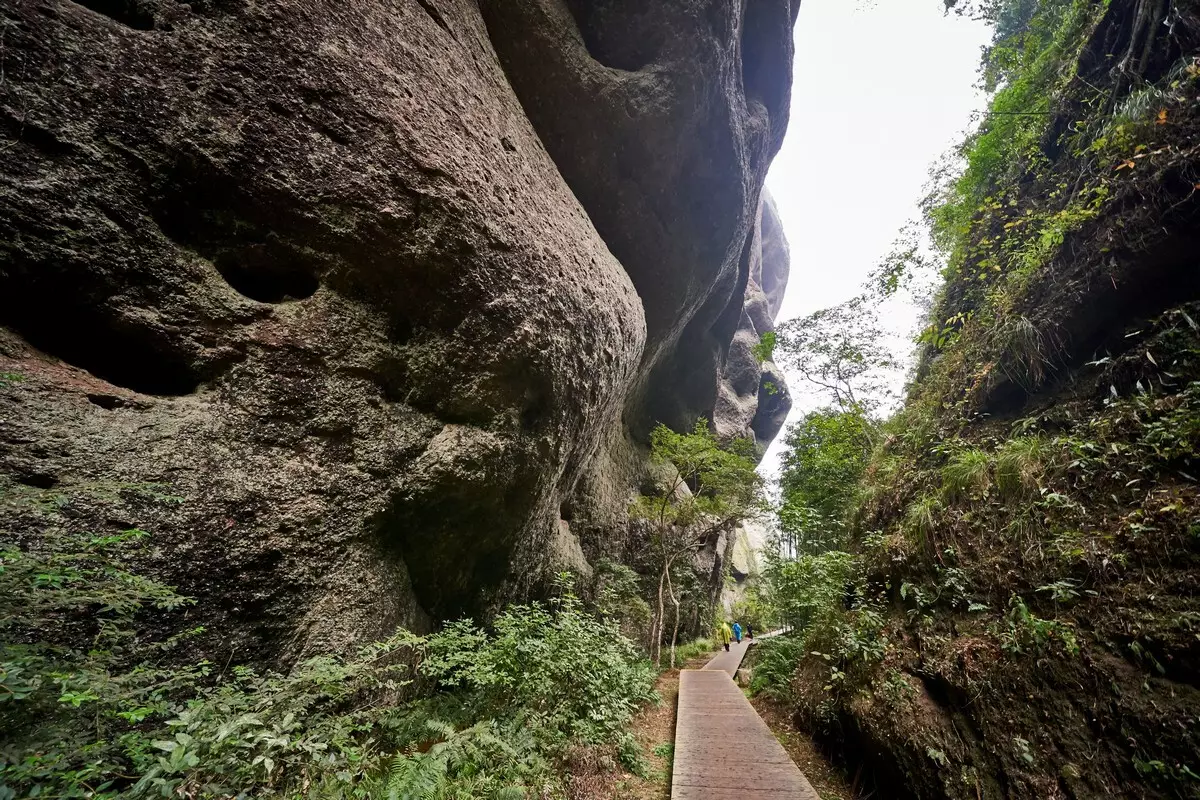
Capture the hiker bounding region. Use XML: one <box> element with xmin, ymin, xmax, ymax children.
<box><xmin>747</xmin><ymin>623</ymin><xmax>754</xmax><ymax>639</ymax></box>
<box><xmin>732</xmin><ymin>621</ymin><xmax>742</xmax><ymax>644</ymax></box>
<box><xmin>719</xmin><ymin>621</ymin><xmax>733</xmax><ymax>652</ymax></box>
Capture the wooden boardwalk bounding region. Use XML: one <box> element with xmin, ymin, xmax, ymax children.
<box><xmin>701</xmin><ymin>636</ymin><xmax>752</xmax><ymax>676</ymax></box>
<box><xmin>671</xmin><ymin>636</ymin><xmax>819</xmax><ymax>799</ymax></box>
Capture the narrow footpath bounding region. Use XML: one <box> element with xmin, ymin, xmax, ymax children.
<box><xmin>671</xmin><ymin>636</ymin><xmax>819</xmax><ymax>799</ymax></box>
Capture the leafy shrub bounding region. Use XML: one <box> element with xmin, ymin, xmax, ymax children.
<box><xmin>748</xmin><ymin>634</ymin><xmax>807</xmax><ymax>700</ymax></box>
<box><xmin>418</xmin><ymin>591</ymin><xmax>657</xmax><ymax>752</ymax></box>
<box><xmin>996</xmin><ymin>596</ymin><xmax>1079</xmax><ymax>656</ymax></box>
<box><xmin>763</xmin><ymin>550</ymin><xmax>855</xmax><ymax>639</ymax></box>
<box><xmin>592</xmin><ymin>559</ymin><xmax>652</xmax><ymax>645</ymax></box>
<box><xmin>0</xmin><ymin>533</ymin><xmax>658</xmax><ymax>799</ymax></box>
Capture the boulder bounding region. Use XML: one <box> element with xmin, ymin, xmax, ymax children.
<box><xmin>0</xmin><ymin>0</ymin><xmax>644</xmax><ymax>660</ymax></box>
<box><xmin>479</xmin><ymin>0</ymin><xmax>799</xmax><ymax>434</ymax></box>
<box><xmin>0</xmin><ymin>0</ymin><xmax>798</xmax><ymax>663</ymax></box>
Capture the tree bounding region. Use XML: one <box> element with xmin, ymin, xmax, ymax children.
<box><xmin>778</xmin><ymin>407</ymin><xmax>874</xmax><ymax>556</ymax></box>
<box><xmin>774</xmin><ymin>295</ymin><xmax>899</xmax><ymax>417</ymax></box>
<box><xmin>630</xmin><ymin>420</ymin><xmax>763</xmax><ymax>668</ymax></box>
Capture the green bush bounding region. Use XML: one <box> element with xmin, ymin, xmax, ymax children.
<box><xmin>0</xmin><ymin>534</ymin><xmax>658</xmax><ymax>799</ymax></box>
<box><xmin>748</xmin><ymin>635</ymin><xmax>807</xmax><ymax>700</ymax></box>
<box><xmin>418</xmin><ymin>591</ymin><xmax>657</xmax><ymax>751</ymax></box>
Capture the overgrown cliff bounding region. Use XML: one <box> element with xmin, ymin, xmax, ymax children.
<box><xmin>0</xmin><ymin>0</ymin><xmax>796</xmax><ymax>666</ymax></box>
<box><xmin>760</xmin><ymin>0</ymin><xmax>1200</xmax><ymax>797</ymax></box>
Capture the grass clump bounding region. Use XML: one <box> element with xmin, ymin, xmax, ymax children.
<box><xmin>941</xmin><ymin>448</ymin><xmax>992</xmax><ymax>501</ymax></box>
<box><xmin>995</xmin><ymin>436</ymin><xmax>1049</xmax><ymax>498</ymax></box>
<box><xmin>902</xmin><ymin>494</ymin><xmax>941</xmax><ymax>551</ymax></box>
<box><xmin>670</xmin><ymin>637</ymin><xmax>715</xmax><ymax>667</ymax></box>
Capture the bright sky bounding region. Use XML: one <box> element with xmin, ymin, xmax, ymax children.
<box><xmin>761</xmin><ymin>0</ymin><xmax>993</xmax><ymax>478</ymax></box>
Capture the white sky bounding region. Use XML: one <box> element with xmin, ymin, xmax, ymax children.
<box><xmin>760</xmin><ymin>0</ymin><xmax>993</xmax><ymax>478</ymax></box>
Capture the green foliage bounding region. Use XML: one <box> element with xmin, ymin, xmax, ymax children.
<box><xmin>1</xmin><ymin>535</ymin><xmax>658</xmax><ymax>799</ymax></box>
<box><xmin>777</xmin><ymin>408</ymin><xmax>874</xmax><ymax>555</ymax></box>
<box><xmin>995</xmin><ymin>436</ymin><xmax>1049</xmax><ymax>497</ymax></box>
<box><xmin>902</xmin><ymin>494</ymin><xmax>941</xmax><ymax>551</ymax></box>
<box><xmin>941</xmin><ymin>448</ymin><xmax>992</xmax><ymax>501</ymax></box>
<box><xmin>747</xmin><ymin>634</ymin><xmax>808</xmax><ymax>700</ymax></box>
<box><xmin>592</xmin><ymin>559</ymin><xmax>652</xmax><ymax>645</ymax></box>
<box><xmin>996</xmin><ymin>596</ymin><xmax>1079</xmax><ymax>656</ymax></box>
<box><xmin>775</xmin><ymin>296</ymin><xmax>900</xmax><ymax>414</ymax></box>
<box><xmin>631</xmin><ymin>419</ymin><xmax>763</xmax><ymax>667</ymax></box>
<box><xmin>929</xmin><ymin>0</ymin><xmax>1100</xmax><ymax>265</ymax></box>
<box><xmin>761</xmin><ymin>550</ymin><xmax>855</xmax><ymax>648</ymax></box>
<box><xmin>1138</xmin><ymin>382</ymin><xmax>1200</xmax><ymax>462</ymax></box>
<box><xmin>670</xmin><ymin>638</ymin><xmax>716</xmax><ymax>666</ymax></box>
<box><xmin>380</xmin><ymin>719</ymin><xmax>545</xmax><ymax>800</ymax></box>
<box><xmin>780</xmin><ymin>408</ymin><xmax>874</xmax><ymax>521</ymax></box>
<box><xmin>419</xmin><ymin>591</ymin><xmax>656</xmax><ymax>750</ymax></box>
<box><xmin>751</xmin><ymin>331</ymin><xmax>777</xmax><ymax>364</ymax></box>
<box><xmin>729</xmin><ymin>587</ymin><xmax>773</xmax><ymax>633</ymax></box>
<box><xmin>632</xmin><ymin>419</ymin><xmax>762</xmax><ymax>530</ymax></box>
<box><xmin>0</xmin><ymin>529</ymin><xmax>210</xmax><ymax>798</ymax></box>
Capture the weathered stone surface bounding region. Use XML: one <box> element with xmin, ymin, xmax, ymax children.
<box><xmin>480</xmin><ymin>0</ymin><xmax>798</xmax><ymax>435</ymax></box>
<box><xmin>0</xmin><ymin>0</ymin><xmax>798</xmax><ymax>662</ymax></box>
<box><xmin>0</xmin><ymin>0</ymin><xmax>644</xmax><ymax>660</ymax></box>
<box><xmin>713</xmin><ymin>193</ymin><xmax>793</xmax><ymax>452</ymax></box>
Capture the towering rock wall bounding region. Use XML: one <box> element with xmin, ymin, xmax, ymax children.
<box><xmin>0</xmin><ymin>0</ymin><xmax>795</xmax><ymax>663</ymax></box>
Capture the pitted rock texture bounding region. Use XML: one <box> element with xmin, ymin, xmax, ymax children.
<box><xmin>0</xmin><ymin>0</ymin><xmax>644</xmax><ymax>659</ymax></box>
<box><xmin>0</xmin><ymin>0</ymin><xmax>796</xmax><ymax>661</ymax></box>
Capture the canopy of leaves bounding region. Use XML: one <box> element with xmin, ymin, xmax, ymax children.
<box><xmin>777</xmin><ymin>407</ymin><xmax>874</xmax><ymax>556</ymax></box>
<box><xmin>631</xmin><ymin>419</ymin><xmax>762</xmax><ymax>530</ymax></box>
<box><xmin>774</xmin><ymin>296</ymin><xmax>899</xmax><ymax>414</ymax></box>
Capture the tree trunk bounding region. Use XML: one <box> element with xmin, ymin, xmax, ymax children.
<box><xmin>653</xmin><ymin>566</ymin><xmax>667</xmax><ymax>667</ymax></box>
<box><xmin>666</xmin><ymin>560</ymin><xmax>682</xmax><ymax>669</ymax></box>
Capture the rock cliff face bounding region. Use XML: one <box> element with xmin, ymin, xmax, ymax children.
<box><xmin>0</xmin><ymin>0</ymin><xmax>795</xmax><ymax>662</ymax></box>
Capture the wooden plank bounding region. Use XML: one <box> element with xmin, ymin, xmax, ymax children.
<box><xmin>671</xmin><ymin>661</ymin><xmax>820</xmax><ymax>799</ymax></box>
<box><xmin>703</xmin><ymin>637</ymin><xmax>751</xmax><ymax>676</ymax></box>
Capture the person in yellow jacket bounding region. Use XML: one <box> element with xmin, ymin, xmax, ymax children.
<box><xmin>718</xmin><ymin>621</ymin><xmax>733</xmax><ymax>652</ymax></box>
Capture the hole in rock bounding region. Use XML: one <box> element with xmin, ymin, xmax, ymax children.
<box><xmin>150</xmin><ymin>154</ymin><xmax>324</xmax><ymax>305</ymax></box>
<box><xmin>15</xmin><ymin>473</ymin><xmax>59</xmax><ymax>490</ymax></box>
<box><xmin>561</xmin><ymin>0</ymin><xmax>664</xmax><ymax>71</ymax></box>
<box><xmin>72</xmin><ymin>0</ymin><xmax>156</xmax><ymax>29</ymax></box>
<box><xmin>1</xmin><ymin>299</ymin><xmax>202</xmax><ymax>396</ymax></box>
<box><xmin>213</xmin><ymin>253</ymin><xmax>319</xmax><ymax>304</ymax></box>
<box><xmin>388</xmin><ymin>316</ymin><xmax>414</xmax><ymax>346</ymax></box>
<box><xmin>87</xmin><ymin>393</ymin><xmax>138</xmax><ymax>410</ymax></box>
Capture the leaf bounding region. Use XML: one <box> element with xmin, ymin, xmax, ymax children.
<box><xmin>1156</xmin><ymin>108</ymin><xmax>1168</xmax><ymax>125</ymax></box>
<box><xmin>1145</xmin><ymin>351</ymin><xmax>1157</xmax><ymax>366</ymax></box>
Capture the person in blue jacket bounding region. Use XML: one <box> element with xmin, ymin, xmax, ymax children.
<box><xmin>732</xmin><ymin>621</ymin><xmax>743</xmax><ymax>643</ymax></box>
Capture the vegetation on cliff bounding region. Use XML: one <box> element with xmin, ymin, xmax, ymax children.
<box><xmin>757</xmin><ymin>0</ymin><xmax>1200</xmax><ymax>796</ymax></box>
<box><xmin>0</xmin><ymin>417</ymin><xmax>763</xmax><ymax>798</ymax></box>
<box><xmin>0</xmin><ymin>511</ymin><xmax>657</xmax><ymax>799</ymax></box>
